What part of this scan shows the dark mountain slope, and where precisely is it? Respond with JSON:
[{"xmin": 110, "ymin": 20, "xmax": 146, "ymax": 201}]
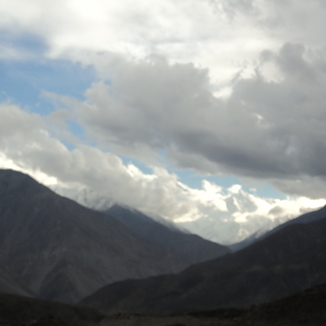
[
  {"xmin": 105, "ymin": 204, "xmax": 230, "ymax": 264},
  {"xmin": 0, "ymin": 264, "xmax": 33, "ymax": 297},
  {"xmin": 0, "ymin": 169, "xmax": 189, "ymax": 304},
  {"xmin": 80, "ymin": 212, "xmax": 326, "ymax": 314}
]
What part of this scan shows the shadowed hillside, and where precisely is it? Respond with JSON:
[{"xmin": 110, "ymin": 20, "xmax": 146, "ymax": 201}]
[
  {"xmin": 105, "ymin": 204, "xmax": 230, "ymax": 264},
  {"xmin": 80, "ymin": 208, "xmax": 326, "ymax": 314},
  {"xmin": 0, "ymin": 169, "xmax": 192, "ymax": 303},
  {"xmin": 1, "ymin": 283, "xmax": 326, "ymax": 325}
]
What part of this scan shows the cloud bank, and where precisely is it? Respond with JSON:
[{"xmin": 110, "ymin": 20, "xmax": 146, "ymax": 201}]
[
  {"xmin": 0, "ymin": 103, "xmax": 324, "ymax": 244},
  {"xmin": 1, "ymin": 1, "xmax": 326, "ymax": 243},
  {"xmin": 56, "ymin": 45, "xmax": 326, "ymax": 199}
]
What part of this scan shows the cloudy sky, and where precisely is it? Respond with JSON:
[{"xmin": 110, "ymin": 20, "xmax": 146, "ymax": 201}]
[{"xmin": 1, "ymin": 0, "xmax": 326, "ymax": 244}]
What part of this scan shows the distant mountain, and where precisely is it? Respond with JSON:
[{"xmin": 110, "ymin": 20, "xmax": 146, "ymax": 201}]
[
  {"xmin": 231, "ymin": 205, "xmax": 326, "ymax": 251},
  {"xmin": 80, "ymin": 208, "xmax": 326, "ymax": 314},
  {"xmin": 105, "ymin": 204, "xmax": 230, "ymax": 264},
  {"xmin": 0, "ymin": 169, "xmax": 192, "ymax": 304}
]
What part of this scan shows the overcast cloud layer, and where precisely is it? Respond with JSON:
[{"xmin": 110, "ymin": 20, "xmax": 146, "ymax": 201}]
[{"xmin": 1, "ymin": 0, "xmax": 326, "ymax": 244}]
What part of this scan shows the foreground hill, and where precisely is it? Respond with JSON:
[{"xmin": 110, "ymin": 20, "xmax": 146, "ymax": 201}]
[
  {"xmin": 0, "ymin": 169, "xmax": 193, "ymax": 304},
  {"xmin": 80, "ymin": 207, "xmax": 326, "ymax": 314},
  {"xmin": 105, "ymin": 204, "xmax": 230, "ymax": 264},
  {"xmin": 0, "ymin": 292, "xmax": 102, "ymax": 326},
  {"xmin": 1, "ymin": 283, "xmax": 325, "ymax": 326},
  {"xmin": 99, "ymin": 283, "xmax": 326, "ymax": 326}
]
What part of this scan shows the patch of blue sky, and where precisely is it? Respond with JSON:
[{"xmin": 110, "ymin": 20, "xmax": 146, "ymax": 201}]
[
  {"xmin": 246, "ymin": 182, "xmax": 286, "ymax": 200},
  {"xmin": 0, "ymin": 59, "xmax": 96, "ymax": 115},
  {"xmin": 116, "ymin": 150, "xmax": 168, "ymax": 175},
  {"xmin": 60, "ymin": 141, "xmax": 76, "ymax": 152},
  {"xmin": 65, "ymin": 120, "xmax": 85, "ymax": 141},
  {"xmin": 119, "ymin": 156, "xmax": 154, "ymax": 175},
  {"xmin": 57, "ymin": 120, "xmax": 85, "ymax": 151},
  {"xmin": 0, "ymin": 30, "xmax": 96, "ymax": 113},
  {"xmin": 108, "ymin": 152, "xmax": 285, "ymax": 199},
  {"xmin": 173, "ymin": 169, "xmax": 239, "ymax": 190},
  {"xmin": 0, "ymin": 30, "xmax": 47, "ymax": 57}
]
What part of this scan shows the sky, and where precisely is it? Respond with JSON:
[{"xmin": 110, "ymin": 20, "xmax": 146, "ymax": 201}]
[{"xmin": 1, "ymin": 0, "xmax": 326, "ymax": 245}]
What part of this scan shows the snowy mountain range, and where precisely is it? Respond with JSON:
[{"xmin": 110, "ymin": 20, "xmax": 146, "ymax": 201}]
[{"xmin": 51, "ymin": 184, "xmax": 307, "ymax": 245}]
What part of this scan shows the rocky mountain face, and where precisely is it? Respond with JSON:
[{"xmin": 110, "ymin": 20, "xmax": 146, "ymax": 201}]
[
  {"xmin": 80, "ymin": 208, "xmax": 326, "ymax": 314},
  {"xmin": 105, "ymin": 204, "xmax": 230, "ymax": 264},
  {"xmin": 0, "ymin": 169, "xmax": 203, "ymax": 304}
]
